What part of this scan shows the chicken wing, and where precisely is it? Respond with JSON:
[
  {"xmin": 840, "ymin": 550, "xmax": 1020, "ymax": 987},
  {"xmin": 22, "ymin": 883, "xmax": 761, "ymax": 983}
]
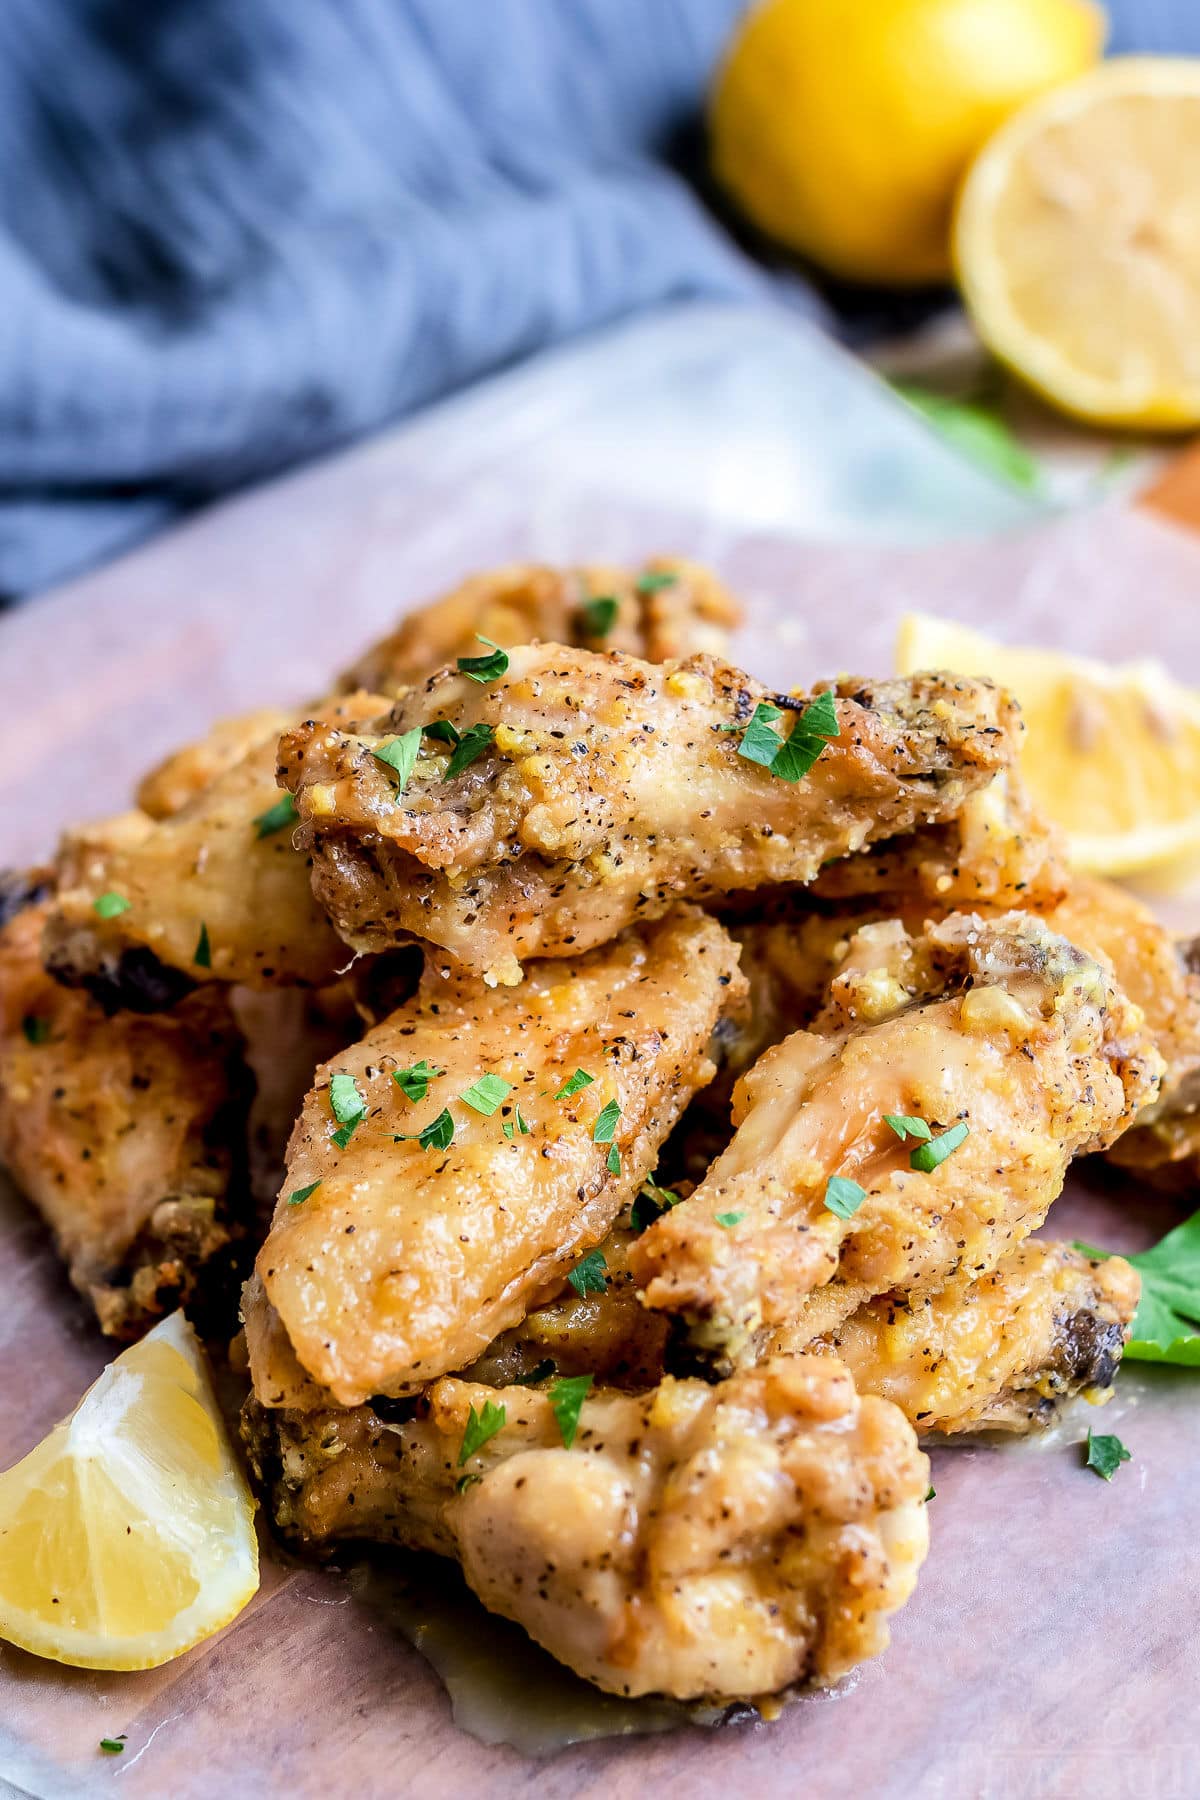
[
  {"xmin": 136, "ymin": 708, "xmax": 294, "ymax": 820},
  {"xmin": 252, "ymin": 907, "xmax": 745, "ymax": 1407},
  {"xmin": 242, "ymin": 1354, "xmax": 928, "ymax": 1702},
  {"xmin": 340, "ymin": 557, "xmax": 742, "ymax": 694},
  {"xmin": 629, "ymin": 911, "xmax": 1162, "ymax": 1372},
  {"xmin": 282, "ymin": 653, "xmax": 1020, "ymax": 983},
  {"xmin": 0, "ymin": 887, "xmax": 250, "ymax": 1336}
]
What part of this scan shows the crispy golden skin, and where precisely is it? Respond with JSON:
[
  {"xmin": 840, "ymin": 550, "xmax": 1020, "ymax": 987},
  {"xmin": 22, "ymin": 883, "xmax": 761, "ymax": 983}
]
[
  {"xmin": 630, "ymin": 912, "xmax": 1162, "ymax": 1371},
  {"xmin": 243, "ymin": 1355, "xmax": 928, "ymax": 1702},
  {"xmin": 0, "ymin": 895, "xmax": 249, "ymax": 1337},
  {"xmin": 340, "ymin": 557, "xmax": 742, "ymax": 694},
  {"xmin": 774, "ymin": 1241, "xmax": 1140, "ymax": 1434},
  {"xmin": 136, "ymin": 708, "xmax": 294, "ymax": 820},
  {"xmin": 42, "ymin": 701, "xmax": 380, "ymax": 1005},
  {"xmin": 252, "ymin": 908, "xmax": 745, "ymax": 1407},
  {"xmin": 282, "ymin": 652, "xmax": 1021, "ymax": 983}
]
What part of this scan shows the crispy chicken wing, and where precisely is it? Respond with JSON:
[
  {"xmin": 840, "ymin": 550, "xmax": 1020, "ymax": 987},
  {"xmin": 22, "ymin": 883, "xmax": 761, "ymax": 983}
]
[
  {"xmin": 0, "ymin": 889, "xmax": 250, "ymax": 1336},
  {"xmin": 282, "ymin": 652, "xmax": 1020, "ymax": 983},
  {"xmin": 252, "ymin": 907, "xmax": 745, "ymax": 1406},
  {"xmin": 630, "ymin": 912, "xmax": 1161, "ymax": 1372},
  {"xmin": 341, "ymin": 557, "xmax": 742, "ymax": 694},
  {"xmin": 243, "ymin": 1355, "xmax": 928, "ymax": 1702},
  {"xmin": 136, "ymin": 708, "xmax": 294, "ymax": 820}
]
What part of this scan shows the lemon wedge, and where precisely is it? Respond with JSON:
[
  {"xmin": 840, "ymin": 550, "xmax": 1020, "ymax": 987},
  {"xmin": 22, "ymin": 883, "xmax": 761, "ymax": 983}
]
[
  {"xmin": 955, "ymin": 58, "xmax": 1200, "ymax": 427},
  {"xmin": 896, "ymin": 612, "xmax": 1200, "ymax": 878},
  {"xmin": 0, "ymin": 1312, "xmax": 258, "ymax": 1670}
]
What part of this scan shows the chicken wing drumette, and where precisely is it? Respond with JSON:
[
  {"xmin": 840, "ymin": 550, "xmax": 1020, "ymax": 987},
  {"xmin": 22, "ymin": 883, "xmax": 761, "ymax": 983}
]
[
  {"xmin": 630, "ymin": 911, "xmax": 1161, "ymax": 1372},
  {"xmin": 243, "ymin": 1355, "xmax": 929, "ymax": 1703},
  {"xmin": 281, "ymin": 652, "xmax": 1021, "ymax": 983}
]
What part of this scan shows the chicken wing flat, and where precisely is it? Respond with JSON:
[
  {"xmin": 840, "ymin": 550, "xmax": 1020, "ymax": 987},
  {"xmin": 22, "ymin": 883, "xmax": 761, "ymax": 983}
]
[
  {"xmin": 252, "ymin": 907, "xmax": 745, "ymax": 1406},
  {"xmin": 340, "ymin": 557, "xmax": 742, "ymax": 694},
  {"xmin": 771, "ymin": 1241, "xmax": 1139, "ymax": 1435},
  {"xmin": 136, "ymin": 707, "xmax": 294, "ymax": 821},
  {"xmin": 41, "ymin": 702, "xmax": 381, "ymax": 1007},
  {"xmin": 242, "ymin": 1354, "xmax": 928, "ymax": 1702},
  {"xmin": 0, "ymin": 888, "xmax": 250, "ymax": 1336},
  {"xmin": 630, "ymin": 912, "xmax": 1162, "ymax": 1371},
  {"xmin": 282, "ymin": 652, "xmax": 1020, "ymax": 983}
]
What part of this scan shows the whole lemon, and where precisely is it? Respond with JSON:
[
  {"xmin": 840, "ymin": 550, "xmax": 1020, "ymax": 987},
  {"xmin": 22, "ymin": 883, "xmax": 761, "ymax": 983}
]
[{"xmin": 710, "ymin": 0, "xmax": 1104, "ymax": 284}]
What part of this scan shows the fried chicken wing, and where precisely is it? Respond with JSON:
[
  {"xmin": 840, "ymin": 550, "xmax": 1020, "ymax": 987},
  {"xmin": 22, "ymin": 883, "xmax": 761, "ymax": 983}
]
[
  {"xmin": 41, "ymin": 701, "xmax": 382, "ymax": 1007},
  {"xmin": 630, "ymin": 912, "xmax": 1162, "ymax": 1372},
  {"xmin": 772, "ymin": 1241, "xmax": 1139, "ymax": 1434},
  {"xmin": 136, "ymin": 708, "xmax": 294, "ymax": 820},
  {"xmin": 243, "ymin": 1354, "xmax": 928, "ymax": 1702},
  {"xmin": 341, "ymin": 557, "xmax": 742, "ymax": 694},
  {"xmin": 253, "ymin": 907, "xmax": 745, "ymax": 1406},
  {"xmin": 0, "ymin": 892, "xmax": 250, "ymax": 1336},
  {"xmin": 282, "ymin": 653, "xmax": 1020, "ymax": 983}
]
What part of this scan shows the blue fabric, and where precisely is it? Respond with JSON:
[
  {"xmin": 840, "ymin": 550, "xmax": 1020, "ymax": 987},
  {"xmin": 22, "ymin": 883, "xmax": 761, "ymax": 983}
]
[{"xmin": 0, "ymin": 0, "xmax": 1193, "ymax": 600}]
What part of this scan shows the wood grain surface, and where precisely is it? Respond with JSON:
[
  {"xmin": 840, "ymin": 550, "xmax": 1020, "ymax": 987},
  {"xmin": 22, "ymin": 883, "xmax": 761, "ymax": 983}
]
[{"xmin": 2, "ymin": 430, "xmax": 1200, "ymax": 1800}]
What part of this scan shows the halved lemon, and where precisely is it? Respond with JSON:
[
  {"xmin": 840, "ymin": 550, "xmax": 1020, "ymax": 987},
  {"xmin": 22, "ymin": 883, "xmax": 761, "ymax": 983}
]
[
  {"xmin": 896, "ymin": 612, "xmax": 1200, "ymax": 877},
  {"xmin": 955, "ymin": 58, "xmax": 1200, "ymax": 427},
  {"xmin": 0, "ymin": 1312, "xmax": 258, "ymax": 1670}
]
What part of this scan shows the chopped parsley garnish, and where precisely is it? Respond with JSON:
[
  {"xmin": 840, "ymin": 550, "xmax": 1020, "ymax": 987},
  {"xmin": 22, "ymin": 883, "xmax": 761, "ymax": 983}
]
[
  {"xmin": 396, "ymin": 1107, "xmax": 456, "ymax": 1152},
  {"xmin": 21, "ymin": 1015, "xmax": 50, "ymax": 1045},
  {"xmin": 457, "ymin": 1399, "xmax": 506, "ymax": 1466},
  {"xmin": 635, "ymin": 569, "xmax": 678, "ymax": 594},
  {"xmin": 93, "ymin": 891, "xmax": 131, "ymax": 919},
  {"xmin": 606, "ymin": 1143, "xmax": 621, "ymax": 1175},
  {"xmin": 253, "ymin": 791, "xmax": 298, "ymax": 838},
  {"xmin": 909, "ymin": 1122, "xmax": 969, "ymax": 1172},
  {"xmin": 883, "ymin": 1113, "xmax": 933, "ymax": 1144},
  {"xmin": 824, "ymin": 1176, "xmax": 867, "ymax": 1221},
  {"xmin": 1084, "ymin": 1429, "xmax": 1131, "ymax": 1482},
  {"xmin": 423, "ymin": 718, "xmax": 460, "ymax": 746},
  {"xmin": 513, "ymin": 1358, "xmax": 556, "ymax": 1385},
  {"xmin": 372, "ymin": 727, "xmax": 423, "ymax": 793},
  {"xmin": 287, "ymin": 1181, "xmax": 322, "ymax": 1207},
  {"xmin": 331, "ymin": 1122, "xmax": 360, "ymax": 1150},
  {"xmin": 550, "ymin": 1373, "xmax": 593, "ymax": 1449},
  {"xmin": 925, "ymin": 1485, "xmax": 936, "ymax": 1502},
  {"xmin": 631, "ymin": 1176, "xmax": 681, "ymax": 1232},
  {"xmin": 194, "ymin": 921, "xmax": 212, "ymax": 968},
  {"xmin": 736, "ymin": 701, "xmax": 787, "ymax": 766},
  {"xmin": 555, "ymin": 1069, "xmax": 594, "ymax": 1100},
  {"xmin": 460, "ymin": 1073, "xmax": 512, "ymax": 1116},
  {"xmin": 456, "ymin": 636, "xmax": 509, "ymax": 683},
  {"xmin": 502, "ymin": 1105, "xmax": 532, "ymax": 1140},
  {"xmin": 444, "ymin": 721, "xmax": 494, "ymax": 779},
  {"xmin": 591, "ymin": 1099, "xmax": 620, "ymax": 1144},
  {"xmin": 567, "ymin": 1249, "xmax": 608, "ymax": 1297},
  {"xmin": 715, "ymin": 1210, "xmax": 745, "ymax": 1228},
  {"xmin": 734, "ymin": 690, "xmax": 840, "ymax": 784},
  {"xmin": 98, "ymin": 1736, "xmax": 126, "ymax": 1755},
  {"xmin": 392, "ymin": 1059, "xmax": 443, "ymax": 1102},
  {"xmin": 579, "ymin": 594, "xmax": 619, "ymax": 637},
  {"xmin": 329, "ymin": 1072, "xmax": 367, "ymax": 1147},
  {"xmin": 455, "ymin": 1472, "xmax": 482, "ymax": 1494},
  {"xmin": 1075, "ymin": 1206, "xmax": 1200, "ymax": 1365}
]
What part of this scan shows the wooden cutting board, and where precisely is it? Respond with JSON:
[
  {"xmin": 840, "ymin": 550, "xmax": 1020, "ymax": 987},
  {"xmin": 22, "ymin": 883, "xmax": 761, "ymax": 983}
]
[{"xmin": 2, "ymin": 429, "xmax": 1200, "ymax": 1800}]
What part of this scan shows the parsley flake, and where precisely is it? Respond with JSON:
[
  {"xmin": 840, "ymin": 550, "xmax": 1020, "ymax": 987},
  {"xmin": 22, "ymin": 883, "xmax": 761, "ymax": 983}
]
[
  {"xmin": 457, "ymin": 636, "xmax": 509, "ymax": 683},
  {"xmin": 579, "ymin": 594, "xmax": 619, "ymax": 637},
  {"xmin": 396, "ymin": 1107, "xmax": 456, "ymax": 1152},
  {"xmin": 883, "ymin": 1113, "xmax": 933, "ymax": 1143},
  {"xmin": 735, "ymin": 691, "xmax": 840, "ymax": 784},
  {"xmin": 331, "ymin": 1122, "xmax": 360, "ymax": 1149},
  {"xmin": 1084, "ymin": 1429, "xmax": 1131, "ymax": 1482},
  {"xmin": 715, "ymin": 1210, "xmax": 745, "ymax": 1228},
  {"xmin": 592, "ymin": 1099, "xmax": 620, "ymax": 1144},
  {"xmin": 21, "ymin": 1015, "xmax": 50, "ymax": 1046},
  {"xmin": 555, "ymin": 1069, "xmax": 594, "ymax": 1100},
  {"xmin": 99, "ymin": 1737, "xmax": 126, "ymax": 1755},
  {"xmin": 392, "ymin": 1059, "xmax": 443, "ymax": 1102},
  {"xmin": 194, "ymin": 921, "xmax": 212, "ymax": 969},
  {"xmin": 502, "ymin": 1105, "xmax": 532, "ymax": 1140},
  {"xmin": 456, "ymin": 1472, "xmax": 482, "ymax": 1494},
  {"xmin": 635, "ymin": 569, "xmax": 678, "ymax": 594},
  {"xmin": 444, "ymin": 722, "xmax": 494, "ymax": 779},
  {"xmin": 460, "ymin": 1073, "xmax": 512, "ymax": 1116},
  {"xmin": 909, "ymin": 1122, "xmax": 969, "ymax": 1172},
  {"xmin": 253, "ymin": 792, "xmax": 298, "ymax": 838},
  {"xmin": 550, "ymin": 1373, "xmax": 593, "ymax": 1449},
  {"xmin": 457, "ymin": 1398, "xmax": 506, "ymax": 1466},
  {"xmin": 631, "ymin": 1177, "xmax": 681, "ymax": 1233},
  {"xmin": 329, "ymin": 1072, "xmax": 367, "ymax": 1148},
  {"xmin": 926, "ymin": 1485, "xmax": 936, "ymax": 1502},
  {"xmin": 824, "ymin": 1176, "xmax": 867, "ymax": 1221},
  {"xmin": 567, "ymin": 1249, "xmax": 608, "ymax": 1297},
  {"xmin": 93, "ymin": 891, "xmax": 130, "ymax": 919},
  {"xmin": 372, "ymin": 727, "xmax": 423, "ymax": 793},
  {"xmin": 1075, "ymin": 1206, "xmax": 1200, "ymax": 1365},
  {"xmin": 423, "ymin": 718, "xmax": 460, "ymax": 746},
  {"xmin": 288, "ymin": 1181, "xmax": 322, "ymax": 1207},
  {"xmin": 606, "ymin": 1143, "xmax": 621, "ymax": 1175}
]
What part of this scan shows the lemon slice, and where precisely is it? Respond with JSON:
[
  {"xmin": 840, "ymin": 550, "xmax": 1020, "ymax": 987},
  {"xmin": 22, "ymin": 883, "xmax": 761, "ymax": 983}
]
[
  {"xmin": 0, "ymin": 1312, "xmax": 258, "ymax": 1670},
  {"xmin": 896, "ymin": 612, "xmax": 1200, "ymax": 878},
  {"xmin": 955, "ymin": 58, "xmax": 1200, "ymax": 427}
]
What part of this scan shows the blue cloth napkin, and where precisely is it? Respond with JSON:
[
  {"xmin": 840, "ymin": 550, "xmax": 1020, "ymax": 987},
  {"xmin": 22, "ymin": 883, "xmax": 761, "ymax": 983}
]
[{"xmin": 0, "ymin": 0, "xmax": 1191, "ymax": 600}]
